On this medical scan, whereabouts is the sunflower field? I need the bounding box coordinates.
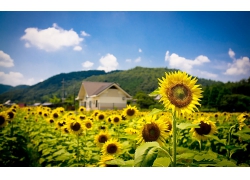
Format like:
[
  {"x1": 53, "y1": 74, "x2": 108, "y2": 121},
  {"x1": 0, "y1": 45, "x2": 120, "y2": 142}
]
[{"x1": 1, "y1": 71, "x2": 250, "y2": 167}]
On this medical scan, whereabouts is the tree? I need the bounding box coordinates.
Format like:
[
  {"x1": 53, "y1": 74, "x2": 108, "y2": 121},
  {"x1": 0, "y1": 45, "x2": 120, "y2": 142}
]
[{"x1": 134, "y1": 91, "x2": 156, "y2": 109}]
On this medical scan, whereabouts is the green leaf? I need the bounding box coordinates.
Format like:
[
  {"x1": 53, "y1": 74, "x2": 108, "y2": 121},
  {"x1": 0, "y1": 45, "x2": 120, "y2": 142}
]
[
  {"x1": 205, "y1": 135, "x2": 227, "y2": 145},
  {"x1": 39, "y1": 158, "x2": 45, "y2": 164},
  {"x1": 216, "y1": 159, "x2": 237, "y2": 167},
  {"x1": 134, "y1": 142, "x2": 160, "y2": 167},
  {"x1": 233, "y1": 131, "x2": 250, "y2": 141},
  {"x1": 53, "y1": 149, "x2": 67, "y2": 157},
  {"x1": 55, "y1": 153, "x2": 72, "y2": 161},
  {"x1": 106, "y1": 158, "x2": 125, "y2": 166},
  {"x1": 177, "y1": 123, "x2": 199, "y2": 130},
  {"x1": 177, "y1": 153, "x2": 195, "y2": 160},
  {"x1": 146, "y1": 108, "x2": 163, "y2": 116},
  {"x1": 153, "y1": 157, "x2": 171, "y2": 167}
]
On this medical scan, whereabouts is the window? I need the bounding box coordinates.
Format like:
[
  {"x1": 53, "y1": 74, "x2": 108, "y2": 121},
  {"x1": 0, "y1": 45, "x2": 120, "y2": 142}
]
[{"x1": 96, "y1": 100, "x2": 98, "y2": 107}]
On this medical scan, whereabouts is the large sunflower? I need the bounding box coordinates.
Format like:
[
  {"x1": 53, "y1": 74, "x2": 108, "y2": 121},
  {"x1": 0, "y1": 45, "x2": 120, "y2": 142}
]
[
  {"x1": 94, "y1": 131, "x2": 111, "y2": 147},
  {"x1": 0, "y1": 111, "x2": 9, "y2": 128},
  {"x1": 136, "y1": 115, "x2": 169, "y2": 146},
  {"x1": 101, "y1": 138, "x2": 122, "y2": 156},
  {"x1": 158, "y1": 71, "x2": 203, "y2": 117},
  {"x1": 67, "y1": 119, "x2": 84, "y2": 135},
  {"x1": 190, "y1": 117, "x2": 217, "y2": 141}
]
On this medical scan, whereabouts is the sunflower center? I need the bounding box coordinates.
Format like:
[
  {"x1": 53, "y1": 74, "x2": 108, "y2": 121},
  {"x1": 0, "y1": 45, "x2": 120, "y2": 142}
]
[
  {"x1": 49, "y1": 119, "x2": 54, "y2": 123},
  {"x1": 0, "y1": 116, "x2": 5, "y2": 125},
  {"x1": 127, "y1": 109, "x2": 135, "y2": 116},
  {"x1": 64, "y1": 128, "x2": 69, "y2": 133},
  {"x1": 168, "y1": 83, "x2": 192, "y2": 108},
  {"x1": 99, "y1": 114, "x2": 104, "y2": 120},
  {"x1": 142, "y1": 122, "x2": 161, "y2": 142},
  {"x1": 70, "y1": 122, "x2": 81, "y2": 131},
  {"x1": 114, "y1": 117, "x2": 120, "y2": 123},
  {"x1": 86, "y1": 122, "x2": 92, "y2": 128},
  {"x1": 8, "y1": 111, "x2": 14, "y2": 119},
  {"x1": 98, "y1": 135, "x2": 108, "y2": 143},
  {"x1": 195, "y1": 121, "x2": 211, "y2": 135},
  {"x1": 53, "y1": 113, "x2": 59, "y2": 118},
  {"x1": 58, "y1": 122, "x2": 64, "y2": 127},
  {"x1": 107, "y1": 144, "x2": 118, "y2": 154}
]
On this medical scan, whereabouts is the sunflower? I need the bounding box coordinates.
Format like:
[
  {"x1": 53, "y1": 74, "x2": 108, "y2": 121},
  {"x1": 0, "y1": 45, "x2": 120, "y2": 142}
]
[
  {"x1": 94, "y1": 131, "x2": 111, "y2": 147},
  {"x1": 78, "y1": 106, "x2": 86, "y2": 113},
  {"x1": 56, "y1": 119, "x2": 67, "y2": 129},
  {"x1": 98, "y1": 155, "x2": 118, "y2": 167},
  {"x1": 136, "y1": 115, "x2": 169, "y2": 146},
  {"x1": 67, "y1": 119, "x2": 84, "y2": 135},
  {"x1": 158, "y1": 71, "x2": 203, "y2": 117},
  {"x1": 122, "y1": 105, "x2": 139, "y2": 119},
  {"x1": 83, "y1": 119, "x2": 93, "y2": 130},
  {"x1": 77, "y1": 114, "x2": 87, "y2": 121},
  {"x1": 46, "y1": 117, "x2": 55, "y2": 124},
  {"x1": 237, "y1": 113, "x2": 250, "y2": 130},
  {"x1": 0, "y1": 111, "x2": 9, "y2": 128},
  {"x1": 124, "y1": 127, "x2": 138, "y2": 135},
  {"x1": 7, "y1": 110, "x2": 15, "y2": 120},
  {"x1": 190, "y1": 117, "x2": 217, "y2": 141},
  {"x1": 96, "y1": 112, "x2": 106, "y2": 121},
  {"x1": 51, "y1": 110, "x2": 60, "y2": 119},
  {"x1": 101, "y1": 138, "x2": 122, "y2": 156},
  {"x1": 158, "y1": 114, "x2": 173, "y2": 135},
  {"x1": 112, "y1": 114, "x2": 122, "y2": 125}
]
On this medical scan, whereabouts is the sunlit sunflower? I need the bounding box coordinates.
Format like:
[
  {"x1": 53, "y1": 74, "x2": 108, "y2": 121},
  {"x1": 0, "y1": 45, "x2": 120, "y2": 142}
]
[
  {"x1": 43, "y1": 111, "x2": 50, "y2": 119},
  {"x1": 158, "y1": 114, "x2": 173, "y2": 135},
  {"x1": 98, "y1": 155, "x2": 118, "y2": 167},
  {"x1": 94, "y1": 131, "x2": 111, "y2": 147},
  {"x1": 106, "y1": 115, "x2": 113, "y2": 124},
  {"x1": 51, "y1": 110, "x2": 60, "y2": 119},
  {"x1": 83, "y1": 119, "x2": 93, "y2": 130},
  {"x1": 122, "y1": 105, "x2": 139, "y2": 119},
  {"x1": 96, "y1": 112, "x2": 106, "y2": 121},
  {"x1": 112, "y1": 114, "x2": 122, "y2": 125},
  {"x1": 0, "y1": 111, "x2": 9, "y2": 128},
  {"x1": 46, "y1": 117, "x2": 55, "y2": 124},
  {"x1": 101, "y1": 138, "x2": 122, "y2": 156},
  {"x1": 78, "y1": 106, "x2": 86, "y2": 113},
  {"x1": 158, "y1": 71, "x2": 203, "y2": 117},
  {"x1": 237, "y1": 113, "x2": 250, "y2": 130},
  {"x1": 77, "y1": 114, "x2": 87, "y2": 121},
  {"x1": 67, "y1": 119, "x2": 84, "y2": 135},
  {"x1": 136, "y1": 115, "x2": 169, "y2": 146},
  {"x1": 190, "y1": 117, "x2": 217, "y2": 141}
]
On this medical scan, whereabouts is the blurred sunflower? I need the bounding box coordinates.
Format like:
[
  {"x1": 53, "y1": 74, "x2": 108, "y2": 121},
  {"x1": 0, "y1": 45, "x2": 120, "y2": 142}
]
[
  {"x1": 101, "y1": 138, "x2": 122, "y2": 156},
  {"x1": 7, "y1": 110, "x2": 15, "y2": 120},
  {"x1": 112, "y1": 114, "x2": 122, "y2": 125},
  {"x1": 67, "y1": 119, "x2": 84, "y2": 135},
  {"x1": 106, "y1": 115, "x2": 113, "y2": 124},
  {"x1": 97, "y1": 112, "x2": 106, "y2": 121},
  {"x1": 78, "y1": 106, "x2": 86, "y2": 113},
  {"x1": 136, "y1": 115, "x2": 169, "y2": 146},
  {"x1": 77, "y1": 114, "x2": 87, "y2": 121},
  {"x1": 83, "y1": 119, "x2": 93, "y2": 130},
  {"x1": 124, "y1": 127, "x2": 138, "y2": 135},
  {"x1": 51, "y1": 110, "x2": 60, "y2": 119},
  {"x1": 190, "y1": 117, "x2": 217, "y2": 141},
  {"x1": 56, "y1": 119, "x2": 67, "y2": 130},
  {"x1": 237, "y1": 113, "x2": 250, "y2": 130},
  {"x1": 98, "y1": 155, "x2": 118, "y2": 167},
  {"x1": 159, "y1": 115, "x2": 173, "y2": 135},
  {"x1": 94, "y1": 131, "x2": 111, "y2": 147},
  {"x1": 0, "y1": 111, "x2": 9, "y2": 128},
  {"x1": 122, "y1": 105, "x2": 139, "y2": 119},
  {"x1": 158, "y1": 71, "x2": 203, "y2": 117},
  {"x1": 46, "y1": 117, "x2": 55, "y2": 124}
]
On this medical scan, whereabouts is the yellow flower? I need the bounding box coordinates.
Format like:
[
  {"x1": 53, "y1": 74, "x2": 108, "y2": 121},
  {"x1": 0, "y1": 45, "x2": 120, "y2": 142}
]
[
  {"x1": 136, "y1": 115, "x2": 169, "y2": 146},
  {"x1": 112, "y1": 114, "x2": 122, "y2": 125},
  {"x1": 101, "y1": 138, "x2": 122, "y2": 156},
  {"x1": 190, "y1": 117, "x2": 217, "y2": 141},
  {"x1": 98, "y1": 155, "x2": 118, "y2": 167},
  {"x1": 0, "y1": 111, "x2": 9, "y2": 128},
  {"x1": 237, "y1": 113, "x2": 250, "y2": 130},
  {"x1": 83, "y1": 119, "x2": 93, "y2": 130},
  {"x1": 122, "y1": 105, "x2": 139, "y2": 119},
  {"x1": 158, "y1": 71, "x2": 203, "y2": 117},
  {"x1": 67, "y1": 119, "x2": 84, "y2": 135},
  {"x1": 78, "y1": 106, "x2": 86, "y2": 113},
  {"x1": 94, "y1": 131, "x2": 111, "y2": 147}
]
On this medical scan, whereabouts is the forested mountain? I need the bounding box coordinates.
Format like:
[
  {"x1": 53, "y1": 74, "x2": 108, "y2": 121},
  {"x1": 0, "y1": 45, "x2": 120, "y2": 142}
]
[
  {"x1": 0, "y1": 84, "x2": 13, "y2": 94},
  {"x1": 1, "y1": 66, "x2": 248, "y2": 112}
]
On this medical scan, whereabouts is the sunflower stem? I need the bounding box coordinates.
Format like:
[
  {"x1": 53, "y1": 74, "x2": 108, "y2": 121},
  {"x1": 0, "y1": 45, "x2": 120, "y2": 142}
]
[
  {"x1": 172, "y1": 113, "x2": 177, "y2": 167},
  {"x1": 198, "y1": 140, "x2": 202, "y2": 152}
]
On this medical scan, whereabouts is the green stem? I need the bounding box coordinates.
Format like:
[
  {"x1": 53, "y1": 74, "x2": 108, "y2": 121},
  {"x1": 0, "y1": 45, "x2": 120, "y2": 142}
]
[
  {"x1": 172, "y1": 113, "x2": 177, "y2": 167},
  {"x1": 198, "y1": 140, "x2": 202, "y2": 152},
  {"x1": 77, "y1": 134, "x2": 79, "y2": 167},
  {"x1": 159, "y1": 147, "x2": 173, "y2": 163},
  {"x1": 226, "y1": 125, "x2": 236, "y2": 159}
]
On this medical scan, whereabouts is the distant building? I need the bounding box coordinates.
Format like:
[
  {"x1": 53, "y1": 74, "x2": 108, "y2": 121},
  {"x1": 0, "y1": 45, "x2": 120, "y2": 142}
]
[{"x1": 76, "y1": 81, "x2": 132, "y2": 111}]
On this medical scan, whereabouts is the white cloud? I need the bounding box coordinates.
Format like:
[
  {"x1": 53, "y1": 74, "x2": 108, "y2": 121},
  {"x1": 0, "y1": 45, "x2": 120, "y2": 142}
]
[
  {"x1": 139, "y1": 48, "x2": 142, "y2": 53},
  {"x1": 135, "y1": 57, "x2": 141, "y2": 63},
  {"x1": 224, "y1": 56, "x2": 250, "y2": 75},
  {"x1": 73, "y1": 46, "x2": 82, "y2": 51},
  {"x1": 0, "y1": 50, "x2": 14, "y2": 67},
  {"x1": 165, "y1": 51, "x2": 210, "y2": 73},
  {"x1": 228, "y1": 48, "x2": 235, "y2": 59},
  {"x1": 125, "y1": 59, "x2": 132, "y2": 63},
  {"x1": 196, "y1": 70, "x2": 218, "y2": 79},
  {"x1": 97, "y1": 53, "x2": 118, "y2": 72},
  {"x1": 82, "y1": 61, "x2": 94, "y2": 70},
  {"x1": 21, "y1": 23, "x2": 83, "y2": 52},
  {"x1": 81, "y1": 31, "x2": 90, "y2": 37},
  {"x1": 0, "y1": 71, "x2": 35, "y2": 86}
]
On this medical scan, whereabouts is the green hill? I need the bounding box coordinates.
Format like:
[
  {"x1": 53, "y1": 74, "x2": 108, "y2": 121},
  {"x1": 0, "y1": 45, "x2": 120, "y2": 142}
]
[{"x1": 0, "y1": 66, "x2": 224, "y2": 105}]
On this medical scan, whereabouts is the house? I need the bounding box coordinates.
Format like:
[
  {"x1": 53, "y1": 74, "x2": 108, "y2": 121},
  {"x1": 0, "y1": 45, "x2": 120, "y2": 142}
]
[{"x1": 76, "y1": 81, "x2": 132, "y2": 111}]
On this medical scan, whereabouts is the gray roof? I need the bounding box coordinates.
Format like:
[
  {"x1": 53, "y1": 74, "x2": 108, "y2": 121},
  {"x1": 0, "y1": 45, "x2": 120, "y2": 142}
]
[{"x1": 81, "y1": 81, "x2": 131, "y2": 98}]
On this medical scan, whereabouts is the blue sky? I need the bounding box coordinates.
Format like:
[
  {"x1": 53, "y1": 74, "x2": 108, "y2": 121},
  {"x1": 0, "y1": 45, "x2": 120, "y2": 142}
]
[{"x1": 0, "y1": 11, "x2": 250, "y2": 86}]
